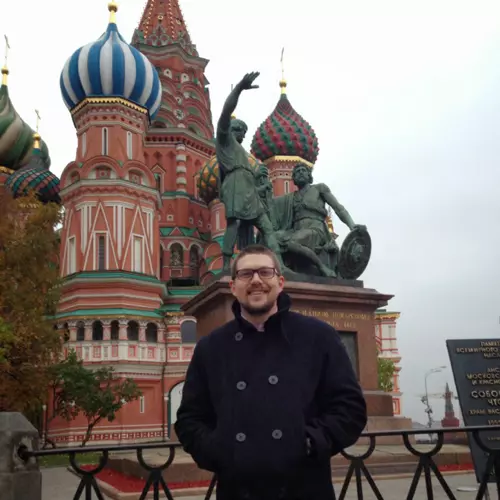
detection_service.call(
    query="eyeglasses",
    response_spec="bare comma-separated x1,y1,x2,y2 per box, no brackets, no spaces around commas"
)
234,267,278,281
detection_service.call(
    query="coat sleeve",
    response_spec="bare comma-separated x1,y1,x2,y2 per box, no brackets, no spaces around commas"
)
305,325,368,459
174,337,219,472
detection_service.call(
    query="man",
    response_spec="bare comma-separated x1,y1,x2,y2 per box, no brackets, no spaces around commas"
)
215,72,283,271
273,163,366,277
175,244,367,500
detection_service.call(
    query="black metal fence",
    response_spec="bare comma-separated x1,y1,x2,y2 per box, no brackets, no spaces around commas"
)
18,425,500,500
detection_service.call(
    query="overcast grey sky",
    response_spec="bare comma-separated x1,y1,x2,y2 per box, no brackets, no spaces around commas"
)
2,0,500,423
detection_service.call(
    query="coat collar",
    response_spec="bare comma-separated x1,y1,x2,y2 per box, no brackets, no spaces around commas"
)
231,292,292,338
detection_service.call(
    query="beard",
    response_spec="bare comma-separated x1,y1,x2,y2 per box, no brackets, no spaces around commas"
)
241,301,275,316
241,285,275,316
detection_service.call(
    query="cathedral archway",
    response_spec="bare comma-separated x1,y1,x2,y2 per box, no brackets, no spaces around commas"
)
168,381,184,438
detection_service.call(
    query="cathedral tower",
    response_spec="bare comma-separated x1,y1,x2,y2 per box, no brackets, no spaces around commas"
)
132,0,215,283
58,2,162,283
54,3,168,445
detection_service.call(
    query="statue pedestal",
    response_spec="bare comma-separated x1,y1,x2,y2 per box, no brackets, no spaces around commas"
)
182,275,412,443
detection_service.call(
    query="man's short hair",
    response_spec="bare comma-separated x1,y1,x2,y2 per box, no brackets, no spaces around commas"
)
231,244,282,279
230,118,248,134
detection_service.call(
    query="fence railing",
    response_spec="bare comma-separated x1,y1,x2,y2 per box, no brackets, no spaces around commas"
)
17,425,500,500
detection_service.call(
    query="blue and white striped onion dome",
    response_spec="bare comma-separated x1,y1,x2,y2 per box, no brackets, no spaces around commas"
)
59,3,162,119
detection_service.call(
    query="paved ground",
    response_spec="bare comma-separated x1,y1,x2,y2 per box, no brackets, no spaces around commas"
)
42,467,486,499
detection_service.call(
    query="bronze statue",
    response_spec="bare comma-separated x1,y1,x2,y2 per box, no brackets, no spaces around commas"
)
255,163,277,230
215,72,283,271
272,163,368,278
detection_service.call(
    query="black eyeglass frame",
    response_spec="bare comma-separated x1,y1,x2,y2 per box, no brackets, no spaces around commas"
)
233,267,280,281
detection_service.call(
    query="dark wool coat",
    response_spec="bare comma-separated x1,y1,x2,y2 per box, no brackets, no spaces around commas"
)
174,292,367,500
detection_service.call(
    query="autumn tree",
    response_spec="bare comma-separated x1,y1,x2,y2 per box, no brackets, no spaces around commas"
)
0,191,62,412
49,350,142,446
377,347,396,392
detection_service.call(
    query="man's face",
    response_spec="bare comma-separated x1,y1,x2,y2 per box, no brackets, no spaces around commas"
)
231,122,246,144
256,168,268,186
292,165,310,187
230,253,285,316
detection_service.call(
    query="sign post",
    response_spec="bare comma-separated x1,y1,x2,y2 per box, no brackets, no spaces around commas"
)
446,339,500,493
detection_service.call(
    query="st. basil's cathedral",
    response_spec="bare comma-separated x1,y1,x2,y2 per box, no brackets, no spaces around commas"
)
0,1,403,444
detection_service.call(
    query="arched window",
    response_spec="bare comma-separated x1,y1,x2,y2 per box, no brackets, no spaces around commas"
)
67,237,76,275
133,236,143,273
169,381,184,430
146,323,158,343
180,320,196,343
76,321,85,342
82,132,87,157
92,321,103,341
127,321,139,341
170,243,183,267
189,246,200,267
110,320,119,341
126,131,133,159
159,247,164,280
102,128,109,155
63,322,70,343
189,246,200,282
97,234,106,270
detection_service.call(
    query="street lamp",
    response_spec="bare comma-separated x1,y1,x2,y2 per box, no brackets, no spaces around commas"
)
422,365,446,431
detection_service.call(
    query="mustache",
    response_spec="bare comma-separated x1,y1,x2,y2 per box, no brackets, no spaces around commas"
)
247,286,269,293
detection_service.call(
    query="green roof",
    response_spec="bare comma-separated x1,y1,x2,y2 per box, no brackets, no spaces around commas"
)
160,227,210,241
53,308,163,320
167,287,202,297
64,271,164,285
160,303,182,312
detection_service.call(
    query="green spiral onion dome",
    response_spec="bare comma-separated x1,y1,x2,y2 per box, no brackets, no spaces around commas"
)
198,152,262,204
5,134,61,204
0,68,35,171
38,138,51,169
250,80,319,165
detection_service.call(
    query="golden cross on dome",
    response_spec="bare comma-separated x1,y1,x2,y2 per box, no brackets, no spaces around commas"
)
1,35,9,85
108,1,118,24
3,35,9,68
280,47,287,94
280,47,285,81
35,109,41,133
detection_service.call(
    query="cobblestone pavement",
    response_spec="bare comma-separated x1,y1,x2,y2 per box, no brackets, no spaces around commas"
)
42,467,486,499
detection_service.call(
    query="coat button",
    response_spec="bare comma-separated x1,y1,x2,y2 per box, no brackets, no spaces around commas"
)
272,429,283,440
235,332,243,341
236,432,246,442
236,381,247,390
268,375,279,385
